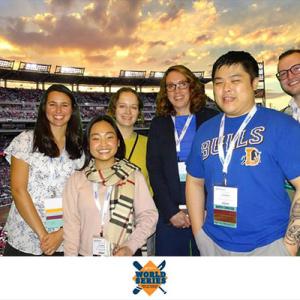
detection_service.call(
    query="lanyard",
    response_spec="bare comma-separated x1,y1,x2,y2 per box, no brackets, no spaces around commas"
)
218,105,257,185
93,183,113,231
172,115,193,152
127,133,139,161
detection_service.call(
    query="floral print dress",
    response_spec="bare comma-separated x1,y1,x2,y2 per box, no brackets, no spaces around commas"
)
4,130,84,255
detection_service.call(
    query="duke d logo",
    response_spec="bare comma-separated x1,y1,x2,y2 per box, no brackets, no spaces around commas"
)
241,147,261,166
132,260,167,296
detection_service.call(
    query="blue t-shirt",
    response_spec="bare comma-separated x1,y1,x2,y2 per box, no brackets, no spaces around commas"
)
174,115,196,205
187,106,300,252
174,115,196,162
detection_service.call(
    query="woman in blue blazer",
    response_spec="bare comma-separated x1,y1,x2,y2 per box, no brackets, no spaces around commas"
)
147,65,218,256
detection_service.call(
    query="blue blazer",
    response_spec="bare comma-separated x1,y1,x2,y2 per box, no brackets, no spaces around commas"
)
147,107,219,223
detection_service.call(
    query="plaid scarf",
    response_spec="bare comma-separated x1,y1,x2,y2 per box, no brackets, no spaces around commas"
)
85,158,140,249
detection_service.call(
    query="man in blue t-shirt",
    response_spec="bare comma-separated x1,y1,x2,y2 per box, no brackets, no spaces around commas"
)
186,51,300,256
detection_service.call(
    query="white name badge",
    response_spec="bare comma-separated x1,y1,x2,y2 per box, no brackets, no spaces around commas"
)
44,197,63,230
92,236,111,256
213,186,238,228
178,161,187,182
179,204,188,214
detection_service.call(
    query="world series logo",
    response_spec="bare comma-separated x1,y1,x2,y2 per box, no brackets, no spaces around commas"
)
132,260,167,296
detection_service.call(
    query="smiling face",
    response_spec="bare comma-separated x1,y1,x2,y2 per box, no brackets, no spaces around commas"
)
166,71,191,115
213,63,258,117
278,52,300,101
45,91,73,130
89,120,119,170
115,91,139,128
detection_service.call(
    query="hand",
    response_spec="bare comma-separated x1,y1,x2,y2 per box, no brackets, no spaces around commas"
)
40,228,63,255
169,211,191,229
113,246,133,256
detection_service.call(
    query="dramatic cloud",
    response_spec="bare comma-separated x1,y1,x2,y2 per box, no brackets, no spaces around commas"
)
0,1,142,52
84,54,111,64
0,0,298,87
194,34,213,46
148,40,167,48
46,0,77,12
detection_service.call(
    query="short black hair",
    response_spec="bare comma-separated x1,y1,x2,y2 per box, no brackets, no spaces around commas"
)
212,51,259,82
278,49,300,61
80,115,125,170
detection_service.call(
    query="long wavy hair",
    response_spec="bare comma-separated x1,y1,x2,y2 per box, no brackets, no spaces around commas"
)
107,87,144,123
156,65,207,116
33,84,83,159
80,115,125,170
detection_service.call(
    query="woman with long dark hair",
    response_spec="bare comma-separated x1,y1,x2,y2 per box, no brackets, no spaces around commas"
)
63,115,158,256
3,84,84,256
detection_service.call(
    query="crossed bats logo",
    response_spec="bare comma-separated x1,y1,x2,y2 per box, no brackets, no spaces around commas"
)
132,260,167,296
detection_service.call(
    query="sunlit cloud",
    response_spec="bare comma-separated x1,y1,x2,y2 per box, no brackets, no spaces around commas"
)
0,37,18,51
0,0,298,108
116,49,129,58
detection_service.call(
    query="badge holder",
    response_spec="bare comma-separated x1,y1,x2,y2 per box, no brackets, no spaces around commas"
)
44,197,63,230
93,233,112,257
213,175,238,228
178,161,187,182
179,204,188,214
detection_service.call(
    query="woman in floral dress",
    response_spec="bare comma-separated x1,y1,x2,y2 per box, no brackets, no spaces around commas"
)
3,84,84,256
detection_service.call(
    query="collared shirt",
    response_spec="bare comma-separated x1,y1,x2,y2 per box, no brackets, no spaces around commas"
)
289,98,300,123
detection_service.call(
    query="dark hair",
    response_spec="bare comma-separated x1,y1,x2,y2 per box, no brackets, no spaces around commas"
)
278,49,300,61
156,65,206,116
80,115,125,170
33,84,83,159
107,87,144,123
212,51,259,82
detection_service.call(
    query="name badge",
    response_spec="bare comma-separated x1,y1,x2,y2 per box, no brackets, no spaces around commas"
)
179,204,188,214
178,161,187,182
44,197,63,230
92,236,111,256
213,185,238,228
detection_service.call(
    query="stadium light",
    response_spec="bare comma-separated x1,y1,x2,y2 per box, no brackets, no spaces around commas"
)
258,62,264,81
0,58,14,70
119,70,146,78
19,61,51,73
193,71,205,78
149,71,165,78
255,61,265,99
55,65,85,76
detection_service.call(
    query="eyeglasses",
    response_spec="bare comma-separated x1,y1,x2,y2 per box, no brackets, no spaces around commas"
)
166,80,189,92
276,64,300,80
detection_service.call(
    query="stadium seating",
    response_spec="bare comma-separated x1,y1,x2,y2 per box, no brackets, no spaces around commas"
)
0,87,157,124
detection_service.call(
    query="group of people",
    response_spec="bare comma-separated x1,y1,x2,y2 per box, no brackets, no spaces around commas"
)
2,49,300,256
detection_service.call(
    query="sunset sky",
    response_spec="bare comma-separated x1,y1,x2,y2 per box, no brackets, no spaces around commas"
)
0,0,299,109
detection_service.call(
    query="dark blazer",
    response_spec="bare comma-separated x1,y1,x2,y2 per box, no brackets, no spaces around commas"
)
147,107,219,223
